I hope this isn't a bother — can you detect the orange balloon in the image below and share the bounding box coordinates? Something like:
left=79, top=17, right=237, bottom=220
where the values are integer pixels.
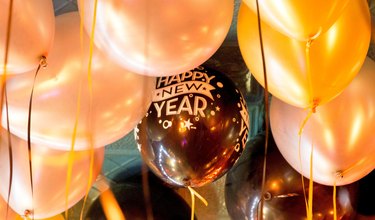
left=270, top=58, right=375, bottom=186
left=243, top=0, right=351, bottom=41
left=80, top=0, right=234, bottom=76
left=0, top=0, right=54, bottom=74
left=0, top=128, right=105, bottom=219
left=0, top=196, right=18, bottom=220
left=238, top=0, right=371, bottom=109
left=3, top=12, right=155, bottom=150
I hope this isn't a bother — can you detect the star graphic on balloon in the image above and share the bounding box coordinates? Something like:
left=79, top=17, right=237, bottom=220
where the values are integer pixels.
left=183, top=119, right=196, bottom=130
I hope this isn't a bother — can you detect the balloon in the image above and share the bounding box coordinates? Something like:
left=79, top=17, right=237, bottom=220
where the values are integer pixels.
left=85, top=168, right=193, bottom=220
left=0, top=196, right=18, bottom=220
left=225, top=133, right=355, bottom=220
left=270, top=58, right=375, bottom=186
left=242, top=0, right=351, bottom=41
left=0, top=0, right=54, bottom=74
left=237, top=0, right=371, bottom=108
left=80, top=0, right=233, bottom=76
left=0, top=128, right=105, bottom=219
left=135, top=66, right=250, bottom=187
left=3, top=12, right=155, bottom=150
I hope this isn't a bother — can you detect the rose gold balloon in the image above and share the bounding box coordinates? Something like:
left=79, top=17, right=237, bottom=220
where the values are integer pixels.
left=0, top=128, right=105, bottom=219
left=3, top=12, right=155, bottom=150
left=0, top=0, right=54, bottom=74
left=270, top=58, right=375, bottom=186
left=80, top=0, right=234, bottom=76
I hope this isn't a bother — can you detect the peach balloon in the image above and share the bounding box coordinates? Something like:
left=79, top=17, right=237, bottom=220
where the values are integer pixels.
left=3, top=12, right=155, bottom=150
left=80, top=0, right=234, bottom=76
left=243, top=0, right=350, bottom=41
left=0, top=0, right=54, bottom=74
left=270, top=58, right=375, bottom=186
left=0, top=128, right=105, bottom=219
left=238, top=0, right=370, bottom=109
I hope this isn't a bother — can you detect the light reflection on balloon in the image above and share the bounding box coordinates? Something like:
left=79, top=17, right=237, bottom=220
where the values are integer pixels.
left=3, top=12, right=155, bottom=150
left=270, top=58, right=375, bottom=186
left=0, top=128, right=105, bottom=219
left=80, top=0, right=234, bottom=76
left=0, top=0, right=55, bottom=74
left=237, top=0, right=370, bottom=108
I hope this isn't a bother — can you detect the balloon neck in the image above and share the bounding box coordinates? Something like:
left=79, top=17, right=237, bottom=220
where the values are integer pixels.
left=308, top=28, right=322, bottom=42
left=39, top=56, right=48, bottom=69
left=311, top=99, right=319, bottom=113
left=22, top=210, right=32, bottom=220
left=334, top=171, right=344, bottom=179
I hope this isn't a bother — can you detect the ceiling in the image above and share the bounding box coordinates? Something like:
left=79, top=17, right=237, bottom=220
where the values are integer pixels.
left=51, top=1, right=375, bottom=219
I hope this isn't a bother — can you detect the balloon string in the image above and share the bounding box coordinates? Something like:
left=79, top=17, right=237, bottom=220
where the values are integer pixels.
left=255, top=0, right=270, bottom=219
left=79, top=0, right=98, bottom=218
left=187, top=187, right=208, bottom=220
left=26, top=56, right=47, bottom=220
left=1, top=1, right=13, bottom=218
left=307, top=143, right=314, bottom=220
left=141, top=163, right=154, bottom=220
left=305, top=39, right=319, bottom=112
left=65, top=1, right=86, bottom=219
left=298, top=108, right=313, bottom=218
left=333, top=180, right=337, bottom=220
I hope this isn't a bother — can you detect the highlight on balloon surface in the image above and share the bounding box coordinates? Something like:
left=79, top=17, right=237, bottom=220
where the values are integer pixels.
left=242, top=0, right=351, bottom=41
left=0, top=0, right=55, bottom=74
left=135, top=66, right=250, bottom=187
left=0, top=128, right=105, bottom=219
left=79, top=0, right=234, bottom=76
left=270, top=57, right=375, bottom=186
left=225, top=133, right=356, bottom=220
left=237, top=0, right=371, bottom=109
left=3, top=12, right=155, bottom=150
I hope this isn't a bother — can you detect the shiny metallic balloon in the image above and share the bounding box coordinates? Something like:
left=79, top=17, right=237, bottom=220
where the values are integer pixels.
left=135, top=66, right=250, bottom=187
left=225, top=133, right=356, bottom=220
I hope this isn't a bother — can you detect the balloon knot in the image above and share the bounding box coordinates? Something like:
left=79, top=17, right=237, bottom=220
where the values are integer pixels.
left=334, top=171, right=344, bottom=179
left=22, top=209, right=32, bottom=219
left=311, top=99, right=319, bottom=113
left=39, top=56, right=47, bottom=69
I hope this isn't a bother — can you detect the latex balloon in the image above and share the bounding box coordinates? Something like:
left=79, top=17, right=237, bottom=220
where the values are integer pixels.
left=0, top=128, right=105, bottom=219
left=270, top=58, right=375, bottom=186
left=0, top=196, right=18, bottom=220
left=237, top=0, right=370, bottom=108
left=0, top=0, right=54, bottom=74
left=3, top=12, right=155, bottom=150
left=135, top=66, right=250, bottom=187
left=85, top=168, right=193, bottom=220
left=243, top=0, right=350, bottom=41
left=80, top=0, right=233, bottom=76
left=225, top=133, right=355, bottom=220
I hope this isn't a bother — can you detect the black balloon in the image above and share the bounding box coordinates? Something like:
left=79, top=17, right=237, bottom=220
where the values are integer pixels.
left=85, top=166, right=194, bottom=220
left=225, top=133, right=356, bottom=220
left=135, top=66, right=249, bottom=187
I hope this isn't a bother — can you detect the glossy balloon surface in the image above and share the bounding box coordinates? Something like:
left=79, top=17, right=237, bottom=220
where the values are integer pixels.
left=238, top=0, right=370, bottom=108
left=243, top=0, right=350, bottom=41
left=136, top=66, right=249, bottom=187
left=0, top=0, right=54, bottom=74
left=4, top=12, right=155, bottom=150
left=80, top=0, right=233, bottom=76
left=0, top=128, right=105, bottom=219
left=270, top=58, right=375, bottom=186
left=225, top=134, right=355, bottom=220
